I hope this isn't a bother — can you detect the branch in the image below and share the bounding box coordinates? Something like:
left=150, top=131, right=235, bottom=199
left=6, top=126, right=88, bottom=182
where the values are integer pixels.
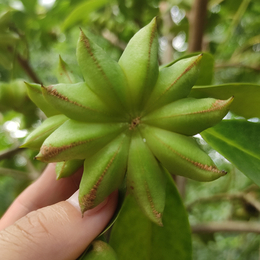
left=16, top=53, right=42, bottom=84
left=215, top=63, right=260, bottom=72
left=159, top=1, right=174, bottom=65
left=188, top=0, right=208, bottom=52
left=0, top=146, right=25, bottom=161
left=186, top=191, right=260, bottom=213
left=7, top=46, right=41, bottom=84
left=192, top=221, right=260, bottom=234
left=0, top=167, right=31, bottom=180
left=102, top=29, right=126, bottom=51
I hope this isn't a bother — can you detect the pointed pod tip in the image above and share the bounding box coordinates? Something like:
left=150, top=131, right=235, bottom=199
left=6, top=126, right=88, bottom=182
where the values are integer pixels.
left=223, top=96, right=234, bottom=110
left=150, top=210, right=164, bottom=226
left=56, top=176, right=61, bottom=180
left=40, top=84, right=48, bottom=93
left=79, top=28, right=87, bottom=39
left=24, top=81, right=34, bottom=89
left=152, top=16, right=158, bottom=24
left=195, top=53, right=203, bottom=64
left=221, top=170, right=228, bottom=176
left=79, top=193, right=96, bottom=214
left=19, top=143, right=27, bottom=148
left=148, top=16, right=158, bottom=32
left=157, top=217, right=163, bottom=227
left=34, top=152, right=45, bottom=161
left=228, top=96, right=234, bottom=104
left=211, top=96, right=234, bottom=113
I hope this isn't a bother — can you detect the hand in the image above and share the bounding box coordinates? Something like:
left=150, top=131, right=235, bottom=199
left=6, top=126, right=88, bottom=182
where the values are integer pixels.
left=0, top=164, right=118, bottom=260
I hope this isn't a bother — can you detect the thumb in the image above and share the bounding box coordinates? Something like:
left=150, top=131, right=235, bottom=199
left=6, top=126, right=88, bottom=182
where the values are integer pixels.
left=0, top=190, right=118, bottom=260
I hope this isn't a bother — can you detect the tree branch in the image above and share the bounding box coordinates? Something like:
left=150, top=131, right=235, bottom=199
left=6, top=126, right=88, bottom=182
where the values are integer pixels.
left=192, top=221, right=260, bottom=234
left=188, top=0, right=208, bottom=52
left=0, top=167, right=31, bottom=180
left=159, top=1, right=174, bottom=65
left=102, top=29, right=126, bottom=51
left=215, top=63, right=260, bottom=72
left=16, top=53, right=41, bottom=84
left=186, top=191, right=260, bottom=213
left=0, top=146, right=25, bottom=161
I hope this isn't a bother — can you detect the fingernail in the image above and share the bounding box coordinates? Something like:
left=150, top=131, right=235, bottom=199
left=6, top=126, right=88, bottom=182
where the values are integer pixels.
left=67, top=190, right=81, bottom=212
left=84, top=197, right=109, bottom=216
left=66, top=190, right=109, bottom=216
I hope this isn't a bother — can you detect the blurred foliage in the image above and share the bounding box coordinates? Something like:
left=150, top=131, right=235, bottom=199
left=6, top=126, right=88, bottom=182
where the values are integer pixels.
left=0, top=0, right=260, bottom=259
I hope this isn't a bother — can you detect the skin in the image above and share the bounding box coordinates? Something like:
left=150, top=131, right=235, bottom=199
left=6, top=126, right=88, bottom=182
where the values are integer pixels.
left=0, top=164, right=118, bottom=260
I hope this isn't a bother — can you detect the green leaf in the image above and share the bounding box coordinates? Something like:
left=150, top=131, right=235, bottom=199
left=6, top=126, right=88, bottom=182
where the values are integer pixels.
left=190, top=83, right=260, bottom=119
left=201, top=120, right=260, bottom=187
left=161, top=52, right=214, bottom=85
left=109, top=169, right=192, bottom=260
left=0, top=11, right=12, bottom=28
left=62, top=0, right=109, bottom=31
left=0, top=49, right=13, bottom=70
left=0, top=32, right=19, bottom=46
left=21, top=0, right=37, bottom=13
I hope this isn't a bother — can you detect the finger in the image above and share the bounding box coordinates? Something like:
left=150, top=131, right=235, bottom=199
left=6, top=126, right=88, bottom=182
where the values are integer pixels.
left=0, top=163, right=83, bottom=230
left=0, top=190, right=118, bottom=260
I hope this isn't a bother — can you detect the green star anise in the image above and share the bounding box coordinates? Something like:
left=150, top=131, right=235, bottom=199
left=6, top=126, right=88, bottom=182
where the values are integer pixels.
left=22, top=18, right=232, bottom=225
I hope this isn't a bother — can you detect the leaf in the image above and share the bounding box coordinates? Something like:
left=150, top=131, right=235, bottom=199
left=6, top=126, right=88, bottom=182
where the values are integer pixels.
left=0, top=49, right=13, bottom=70
left=161, top=52, right=214, bottom=85
left=190, top=83, right=260, bottom=119
left=201, top=120, right=260, bottom=187
left=98, top=183, right=126, bottom=237
left=109, top=169, right=192, bottom=260
left=21, top=0, right=37, bottom=13
left=62, top=0, right=109, bottom=31
left=0, top=32, right=19, bottom=46
left=0, top=11, right=12, bottom=28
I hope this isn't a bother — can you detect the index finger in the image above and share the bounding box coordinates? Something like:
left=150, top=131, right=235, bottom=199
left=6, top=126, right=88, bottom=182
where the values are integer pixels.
left=0, top=163, right=83, bottom=230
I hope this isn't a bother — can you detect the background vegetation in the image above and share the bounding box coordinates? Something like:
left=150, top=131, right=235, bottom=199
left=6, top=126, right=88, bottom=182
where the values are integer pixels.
left=0, top=0, right=260, bottom=259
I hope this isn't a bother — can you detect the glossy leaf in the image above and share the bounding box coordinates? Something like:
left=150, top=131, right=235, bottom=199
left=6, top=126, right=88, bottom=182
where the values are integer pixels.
left=109, top=169, right=192, bottom=260
left=201, top=120, right=260, bottom=187
left=190, top=83, right=260, bottom=119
